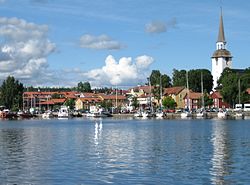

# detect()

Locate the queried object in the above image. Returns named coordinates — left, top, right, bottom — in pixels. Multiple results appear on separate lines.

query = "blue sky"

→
left=0, top=0, right=249, bottom=88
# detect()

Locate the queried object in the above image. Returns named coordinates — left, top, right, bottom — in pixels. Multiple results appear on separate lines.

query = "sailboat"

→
left=156, top=74, right=164, bottom=118
left=181, top=71, right=192, bottom=118
left=196, top=72, right=207, bottom=118
left=234, top=79, right=244, bottom=119
left=142, top=77, right=154, bottom=118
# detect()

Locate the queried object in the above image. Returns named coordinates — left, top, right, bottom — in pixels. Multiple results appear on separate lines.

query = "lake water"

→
left=0, top=117, right=250, bottom=184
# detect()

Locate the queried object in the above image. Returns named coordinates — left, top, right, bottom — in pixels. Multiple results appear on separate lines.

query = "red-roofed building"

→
left=99, top=94, right=127, bottom=109
left=211, top=91, right=230, bottom=108
left=183, top=92, right=202, bottom=110
left=23, top=91, right=78, bottom=111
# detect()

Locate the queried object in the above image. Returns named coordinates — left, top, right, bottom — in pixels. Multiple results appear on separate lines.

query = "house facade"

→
left=211, top=91, right=230, bottom=109
left=163, top=86, right=187, bottom=108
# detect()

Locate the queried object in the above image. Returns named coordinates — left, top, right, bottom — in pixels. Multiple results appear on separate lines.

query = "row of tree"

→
left=149, top=69, right=213, bottom=93
left=0, top=67, right=249, bottom=110
left=218, top=67, right=250, bottom=106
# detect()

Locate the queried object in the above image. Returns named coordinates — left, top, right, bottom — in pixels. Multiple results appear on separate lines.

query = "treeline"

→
left=0, top=67, right=249, bottom=110
left=218, top=67, right=250, bottom=106
left=149, top=68, right=213, bottom=93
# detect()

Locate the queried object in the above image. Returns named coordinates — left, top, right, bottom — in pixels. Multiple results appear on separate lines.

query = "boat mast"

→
left=201, top=72, right=205, bottom=109
left=148, top=77, right=153, bottom=112
left=238, top=78, right=241, bottom=104
left=186, top=71, right=190, bottom=111
left=160, top=73, right=162, bottom=109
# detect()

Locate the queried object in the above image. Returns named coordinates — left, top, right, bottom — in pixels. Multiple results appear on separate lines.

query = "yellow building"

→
left=163, top=86, right=187, bottom=108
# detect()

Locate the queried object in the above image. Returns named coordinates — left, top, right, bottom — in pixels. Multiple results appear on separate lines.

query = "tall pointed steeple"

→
left=217, top=9, right=226, bottom=43
left=211, top=7, right=232, bottom=91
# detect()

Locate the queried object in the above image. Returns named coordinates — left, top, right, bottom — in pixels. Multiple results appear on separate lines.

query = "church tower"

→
left=211, top=9, right=232, bottom=90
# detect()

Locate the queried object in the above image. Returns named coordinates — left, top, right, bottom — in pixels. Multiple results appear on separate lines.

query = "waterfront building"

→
left=163, top=86, right=187, bottom=109
left=183, top=92, right=203, bottom=110
left=211, top=9, right=232, bottom=90
left=23, top=91, right=77, bottom=111
left=210, top=91, right=230, bottom=109
left=75, top=97, right=102, bottom=110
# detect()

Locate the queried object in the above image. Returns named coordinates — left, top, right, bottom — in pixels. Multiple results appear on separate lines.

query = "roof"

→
left=78, top=97, right=102, bottom=103
left=211, top=91, right=223, bottom=99
left=39, top=98, right=66, bottom=105
left=52, top=98, right=66, bottom=103
left=130, top=85, right=154, bottom=94
left=217, top=10, right=226, bottom=43
left=163, top=86, right=185, bottom=95
left=100, top=95, right=126, bottom=100
left=212, top=49, right=232, bottom=58
left=185, top=92, right=202, bottom=100
left=39, top=100, right=55, bottom=105
left=80, top=93, right=96, bottom=97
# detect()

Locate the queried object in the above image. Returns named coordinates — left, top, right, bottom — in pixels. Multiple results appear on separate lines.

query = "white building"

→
left=211, top=10, right=232, bottom=90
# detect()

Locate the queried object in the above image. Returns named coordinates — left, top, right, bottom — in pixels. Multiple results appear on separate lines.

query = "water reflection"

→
left=210, top=121, right=234, bottom=185
left=94, top=119, right=102, bottom=145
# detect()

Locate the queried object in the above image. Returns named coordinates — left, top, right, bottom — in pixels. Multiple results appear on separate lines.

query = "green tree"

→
left=131, top=96, right=139, bottom=109
left=64, top=98, right=75, bottom=110
left=0, top=76, right=24, bottom=110
left=188, top=69, right=213, bottom=93
left=203, top=93, right=213, bottom=107
left=172, top=69, right=213, bottom=93
left=77, top=81, right=92, bottom=92
left=218, top=68, right=250, bottom=106
left=149, top=70, right=171, bottom=104
left=219, top=71, right=238, bottom=106
left=172, top=69, right=186, bottom=87
left=99, top=100, right=113, bottom=110
left=162, top=96, right=176, bottom=109
left=149, top=70, right=171, bottom=88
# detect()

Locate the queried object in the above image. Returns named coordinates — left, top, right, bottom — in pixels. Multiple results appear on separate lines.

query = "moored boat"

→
left=58, top=106, right=69, bottom=119
left=217, top=109, right=228, bottom=119
left=42, top=110, right=54, bottom=119
left=181, top=111, right=192, bottom=118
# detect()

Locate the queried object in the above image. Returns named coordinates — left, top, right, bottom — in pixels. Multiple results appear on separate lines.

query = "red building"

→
left=211, top=91, right=230, bottom=109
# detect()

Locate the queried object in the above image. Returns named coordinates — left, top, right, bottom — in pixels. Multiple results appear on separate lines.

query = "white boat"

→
left=196, top=110, right=207, bottom=118
left=182, top=71, right=192, bottom=119
left=58, top=106, right=69, bottom=119
left=86, top=111, right=109, bottom=118
left=42, top=110, right=53, bottom=119
left=155, top=110, right=164, bottom=118
left=217, top=109, right=228, bottom=119
left=196, top=73, right=207, bottom=118
left=181, top=111, right=192, bottom=118
left=235, top=111, right=245, bottom=119
left=86, top=106, right=111, bottom=118
left=142, top=111, right=154, bottom=118
left=134, top=111, right=142, bottom=117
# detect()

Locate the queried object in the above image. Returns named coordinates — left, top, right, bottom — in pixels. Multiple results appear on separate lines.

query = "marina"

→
left=0, top=118, right=250, bottom=184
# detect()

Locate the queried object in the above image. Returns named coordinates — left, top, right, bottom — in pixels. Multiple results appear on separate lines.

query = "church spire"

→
left=217, top=8, right=226, bottom=43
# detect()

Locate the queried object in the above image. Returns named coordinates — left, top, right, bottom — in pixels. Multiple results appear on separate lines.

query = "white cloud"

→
left=145, top=18, right=177, bottom=34
left=0, top=17, right=56, bottom=85
left=83, top=55, right=154, bottom=87
left=135, top=55, right=154, bottom=69
left=80, top=34, right=124, bottom=50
